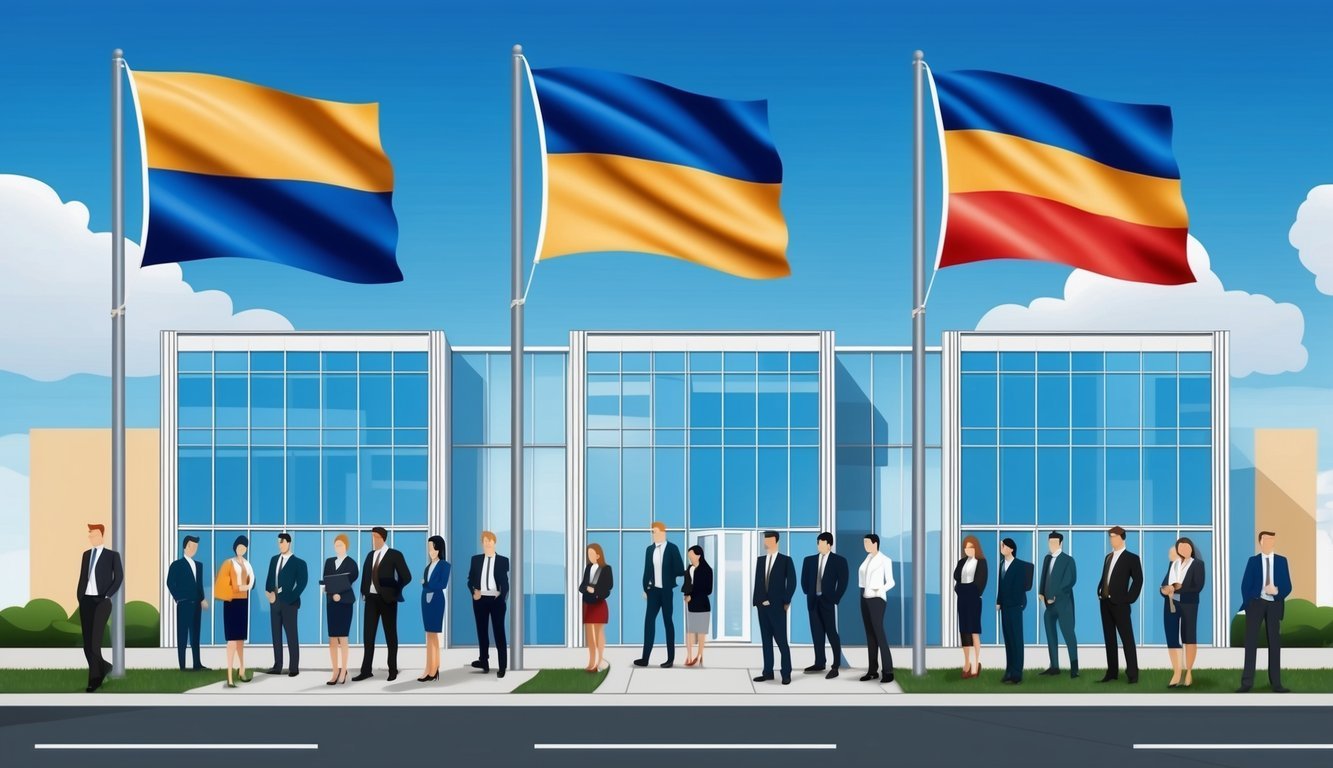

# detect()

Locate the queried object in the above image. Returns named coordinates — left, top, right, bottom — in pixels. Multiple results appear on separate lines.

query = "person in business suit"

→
left=263, top=532, right=308, bottom=677
left=996, top=537, right=1033, bottom=684
left=635, top=521, right=685, bottom=669
left=166, top=535, right=209, bottom=672
left=752, top=531, right=797, bottom=685
left=682, top=545, right=712, bottom=668
left=801, top=532, right=848, bottom=679
left=954, top=535, right=989, bottom=679
left=468, top=530, right=510, bottom=678
left=77, top=523, right=123, bottom=692
left=214, top=535, right=255, bottom=688
left=1038, top=531, right=1079, bottom=678
left=321, top=533, right=358, bottom=686
left=1097, top=525, right=1143, bottom=684
left=419, top=535, right=451, bottom=682
left=579, top=543, right=613, bottom=673
left=1238, top=530, right=1293, bottom=693
left=1159, top=538, right=1206, bottom=689
left=354, top=526, right=412, bottom=682
left=858, top=533, right=895, bottom=683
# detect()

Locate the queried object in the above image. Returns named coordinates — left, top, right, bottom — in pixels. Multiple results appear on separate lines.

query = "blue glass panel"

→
left=927, top=354, right=941, bottom=447
left=1070, top=374, right=1104, bottom=428
left=393, top=374, right=428, bottom=428
left=689, top=448, right=722, bottom=528
left=322, top=352, right=356, bottom=372
left=1071, top=352, right=1103, bottom=372
left=653, top=373, right=685, bottom=429
left=1179, top=375, right=1211, bottom=428
left=1179, top=352, right=1211, bottom=372
left=178, top=351, right=212, bottom=372
left=1143, top=374, right=1178, bottom=428
left=1142, top=352, right=1176, bottom=372
left=1000, top=374, right=1035, bottom=428
left=758, top=374, right=789, bottom=430
left=1179, top=429, right=1210, bottom=446
left=321, top=448, right=357, bottom=526
left=248, top=534, right=281, bottom=646
left=215, top=429, right=248, bottom=445
left=487, top=357, right=511, bottom=442
left=287, top=374, right=320, bottom=428
left=286, top=429, right=319, bottom=445
left=689, top=374, right=722, bottom=427
left=621, top=448, right=652, bottom=530
left=758, top=351, right=788, bottom=372
left=358, top=374, right=392, bottom=428
left=1038, top=428, right=1070, bottom=446
left=586, top=374, right=620, bottom=431
left=449, top=448, right=481, bottom=645
left=1106, top=352, right=1140, bottom=372
left=451, top=353, right=486, bottom=445
left=723, top=374, right=757, bottom=428
left=653, top=447, right=686, bottom=529
left=393, top=429, right=428, bottom=445
left=621, top=352, right=650, bottom=372
left=287, top=351, right=319, bottom=371
left=1037, top=351, right=1071, bottom=372
left=586, top=448, right=619, bottom=529
left=723, top=447, right=757, bottom=529
left=587, top=430, right=618, bottom=448
left=1000, top=429, right=1035, bottom=446
left=961, top=374, right=997, bottom=429
left=178, top=447, right=212, bottom=525
left=725, top=351, right=757, bottom=372
left=394, top=448, right=428, bottom=525
left=790, top=373, right=819, bottom=429
left=962, top=429, right=997, bottom=445
left=961, top=351, right=997, bottom=371
left=758, top=429, right=787, bottom=446
left=1144, top=429, right=1177, bottom=446
left=724, top=429, right=755, bottom=446
left=1179, top=447, right=1211, bottom=525
left=1037, top=447, right=1070, bottom=526
left=1000, top=351, right=1035, bottom=371
left=322, top=375, right=357, bottom=428
left=653, top=352, right=685, bottom=372
left=689, top=351, right=722, bottom=371
left=623, top=430, right=651, bottom=447
left=286, top=447, right=320, bottom=525
left=359, top=351, right=391, bottom=371
left=656, top=429, right=685, bottom=446
left=961, top=447, right=997, bottom=525
left=622, top=374, right=651, bottom=429
left=360, top=429, right=391, bottom=446
left=586, top=352, right=619, bottom=373
left=790, top=447, right=819, bottom=527
left=620, top=531, right=653, bottom=645
left=178, top=375, right=213, bottom=428
left=1106, top=429, right=1139, bottom=446
left=1037, top=374, right=1070, bottom=427
left=1106, top=448, right=1140, bottom=524
left=790, top=352, right=818, bottom=372
left=214, top=447, right=247, bottom=525
left=758, top=447, right=788, bottom=529
left=691, top=429, right=722, bottom=446
left=1071, top=429, right=1103, bottom=446
left=214, top=351, right=247, bottom=372
left=250, top=375, right=283, bottom=428
left=872, top=353, right=904, bottom=445
left=178, top=429, right=213, bottom=445
left=245, top=351, right=280, bottom=372
left=790, top=429, right=819, bottom=446
left=394, top=351, right=428, bottom=372
left=1143, top=447, right=1177, bottom=526
left=360, top=448, right=393, bottom=526
left=999, top=447, right=1035, bottom=525
left=1105, top=374, right=1140, bottom=428
left=250, top=447, right=284, bottom=525
left=215, top=375, right=248, bottom=428
left=247, top=429, right=280, bottom=446
left=531, top=353, right=567, bottom=445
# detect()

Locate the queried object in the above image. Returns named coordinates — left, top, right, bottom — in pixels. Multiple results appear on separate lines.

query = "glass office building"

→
left=941, top=332, right=1232, bottom=648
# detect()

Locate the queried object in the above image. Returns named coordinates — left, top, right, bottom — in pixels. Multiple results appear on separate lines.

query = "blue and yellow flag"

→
left=131, top=71, right=401, bottom=283
left=529, top=67, right=789, bottom=279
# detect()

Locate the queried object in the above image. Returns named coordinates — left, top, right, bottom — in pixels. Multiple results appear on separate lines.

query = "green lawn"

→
left=895, top=667, right=1333, bottom=693
left=0, top=668, right=229, bottom=694
left=512, top=666, right=609, bottom=694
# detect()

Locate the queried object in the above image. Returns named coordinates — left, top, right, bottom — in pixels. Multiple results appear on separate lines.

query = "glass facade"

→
left=955, top=345, right=1218, bottom=646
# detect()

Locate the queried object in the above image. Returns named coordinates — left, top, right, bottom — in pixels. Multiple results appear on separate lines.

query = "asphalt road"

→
left=3, top=705, right=1331, bottom=767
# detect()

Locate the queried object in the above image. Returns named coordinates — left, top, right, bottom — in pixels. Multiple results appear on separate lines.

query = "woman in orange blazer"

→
left=214, top=535, right=255, bottom=688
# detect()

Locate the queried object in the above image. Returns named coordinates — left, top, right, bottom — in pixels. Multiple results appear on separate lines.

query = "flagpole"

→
left=510, top=43, right=526, bottom=672
left=910, top=49, right=927, bottom=678
left=110, top=47, right=127, bottom=679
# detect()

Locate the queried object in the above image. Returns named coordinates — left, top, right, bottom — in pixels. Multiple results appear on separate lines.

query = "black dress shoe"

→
left=1070, top=670, right=1080, bottom=678
left=882, top=671, right=895, bottom=683
left=288, top=671, right=299, bottom=678
left=1236, top=685, right=1252, bottom=693
left=1039, top=668, right=1060, bottom=676
left=351, top=672, right=374, bottom=681
left=1272, top=686, right=1291, bottom=693
left=754, top=674, right=774, bottom=682
left=192, top=666, right=211, bottom=671
left=660, top=660, right=674, bottom=668
left=1098, top=674, right=1117, bottom=683
left=859, top=672, right=879, bottom=682
left=1000, top=676, right=1012, bottom=683
left=1002, top=679, right=1017, bottom=685
left=470, top=659, right=488, bottom=670
left=263, top=668, right=283, bottom=675
left=632, top=658, right=649, bottom=667
left=387, top=670, right=398, bottom=682
left=804, top=665, right=826, bottom=674
left=781, top=677, right=791, bottom=685
left=825, top=668, right=839, bottom=679
left=497, top=669, right=506, bottom=679
left=1127, top=677, right=1138, bottom=685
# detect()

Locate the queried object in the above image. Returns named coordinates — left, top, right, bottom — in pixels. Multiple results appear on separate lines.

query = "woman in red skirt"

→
left=579, top=543, right=614, bottom=672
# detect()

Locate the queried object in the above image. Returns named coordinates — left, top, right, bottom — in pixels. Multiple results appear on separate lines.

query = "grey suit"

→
left=1039, top=551, right=1078, bottom=672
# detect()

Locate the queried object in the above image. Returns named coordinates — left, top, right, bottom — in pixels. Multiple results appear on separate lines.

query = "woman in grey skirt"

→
left=682, top=545, right=713, bottom=667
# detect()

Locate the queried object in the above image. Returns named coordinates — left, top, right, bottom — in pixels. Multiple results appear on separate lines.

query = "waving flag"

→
left=130, top=71, right=401, bottom=283
left=932, top=69, right=1192, bottom=285
left=529, top=67, right=789, bottom=279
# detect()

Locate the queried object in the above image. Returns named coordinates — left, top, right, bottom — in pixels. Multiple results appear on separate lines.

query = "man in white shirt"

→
left=1238, top=531, right=1293, bottom=692
left=752, top=531, right=796, bottom=684
left=468, top=530, right=511, bottom=677
left=355, top=526, right=412, bottom=682
left=635, top=522, right=684, bottom=668
left=801, top=532, right=849, bottom=678
left=1096, top=526, right=1143, bottom=684
left=857, top=533, right=895, bottom=683
left=77, top=523, right=123, bottom=692
left=264, top=532, right=308, bottom=677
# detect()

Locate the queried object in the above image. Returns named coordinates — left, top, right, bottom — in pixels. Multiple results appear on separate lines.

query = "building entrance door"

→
left=694, top=530, right=753, bottom=642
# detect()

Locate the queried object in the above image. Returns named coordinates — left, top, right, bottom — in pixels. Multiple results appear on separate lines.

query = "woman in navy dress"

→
left=322, top=533, right=358, bottom=686
left=953, top=535, right=988, bottom=679
left=419, top=535, right=451, bottom=682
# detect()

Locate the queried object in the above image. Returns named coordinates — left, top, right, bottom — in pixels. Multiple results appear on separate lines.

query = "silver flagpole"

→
left=110, top=47, right=127, bottom=679
left=910, top=49, right=927, bottom=678
left=510, top=43, right=525, bottom=672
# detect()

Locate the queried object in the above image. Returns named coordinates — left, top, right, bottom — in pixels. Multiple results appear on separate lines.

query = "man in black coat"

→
left=800, top=531, right=849, bottom=679
left=996, top=537, right=1034, bottom=684
left=1097, top=525, right=1144, bottom=684
left=354, top=526, right=412, bottom=682
left=165, top=535, right=208, bottom=671
left=753, top=531, right=797, bottom=685
left=77, top=523, right=123, bottom=692
left=467, top=530, right=511, bottom=677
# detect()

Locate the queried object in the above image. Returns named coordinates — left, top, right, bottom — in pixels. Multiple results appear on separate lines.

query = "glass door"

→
left=694, top=530, right=753, bottom=642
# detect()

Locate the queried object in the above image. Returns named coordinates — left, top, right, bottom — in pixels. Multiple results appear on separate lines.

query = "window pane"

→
left=689, top=374, right=722, bottom=428
left=1106, top=448, right=1140, bottom=525
left=287, top=447, right=320, bottom=525
left=360, top=374, right=392, bottom=428
left=723, top=447, right=756, bottom=529
left=790, top=352, right=818, bottom=372
left=322, top=375, right=357, bottom=428
left=1071, top=447, right=1105, bottom=526
left=622, top=374, right=650, bottom=429
left=689, top=448, right=722, bottom=528
left=1143, top=447, right=1177, bottom=526
left=758, top=352, right=788, bottom=372
left=394, top=447, right=428, bottom=525
left=251, top=375, right=283, bottom=428
left=394, top=352, right=428, bottom=372
left=724, top=351, right=756, bottom=372
left=287, top=351, right=319, bottom=371
left=1106, top=352, right=1140, bottom=372
left=653, top=447, right=686, bottom=530
left=586, top=448, right=619, bottom=529
left=323, top=352, right=356, bottom=372
left=250, top=447, right=284, bottom=525
left=872, top=353, right=904, bottom=444
left=532, top=353, right=566, bottom=445
left=620, top=352, right=650, bottom=372
left=1037, top=374, right=1070, bottom=428
left=653, top=373, right=685, bottom=429
left=1179, top=375, right=1211, bottom=428
left=1179, top=352, right=1211, bottom=372
left=486, top=356, right=511, bottom=442
left=1143, top=374, right=1178, bottom=428
left=723, top=374, right=757, bottom=429
left=999, top=374, right=1035, bottom=428
left=179, top=374, right=213, bottom=428
left=1000, top=447, right=1035, bottom=525
left=622, top=448, right=652, bottom=530
left=586, top=352, right=619, bottom=373
left=689, top=351, right=721, bottom=372
left=758, top=374, right=789, bottom=430
left=961, top=352, right=996, bottom=371
left=178, top=446, right=212, bottom=525
left=790, top=447, right=819, bottom=528
left=1037, top=447, right=1070, bottom=526
left=1143, top=352, right=1176, bottom=372
left=216, top=375, right=248, bottom=428
left=360, top=351, right=391, bottom=371
left=1071, top=374, right=1104, bottom=428
left=758, top=447, right=788, bottom=529
left=961, top=447, right=997, bottom=525
left=451, top=353, right=486, bottom=445
left=393, top=374, right=428, bottom=428
left=960, top=374, right=997, bottom=429
left=214, top=447, right=247, bottom=524
left=587, top=374, right=620, bottom=430
left=215, top=351, right=247, bottom=372
left=790, top=373, right=819, bottom=429
left=1180, top=447, right=1212, bottom=525
left=322, top=448, right=357, bottom=526
left=178, top=351, right=212, bottom=372
left=1105, top=374, right=1140, bottom=428
left=653, top=352, right=684, bottom=372
left=360, top=448, right=393, bottom=526
left=1037, top=352, right=1070, bottom=372
left=287, top=374, right=320, bottom=428
left=1000, top=351, right=1035, bottom=371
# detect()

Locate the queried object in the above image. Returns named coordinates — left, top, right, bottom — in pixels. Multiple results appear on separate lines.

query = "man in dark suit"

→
left=165, top=534, right=208, bottom=671
left=753, top=530, right=797, bottom=685
left=77, top=523, right=123, bottom=692
left=1238, top=530, right=1293, bottom=693
left=354, top=526, right=411, bottom=682
left=263, top=532, right=309, bottom=677
left=996, top=537, right=1033, bottom=684
left=1038, top=531, right=1079, bottom=678
left=635, top=521, right=685, bottom=668
left=1097, top=525, right=1143, bottom=684
left=801, top=531, right=848, bottom=679
left=467, top=530, right=511, bottom=678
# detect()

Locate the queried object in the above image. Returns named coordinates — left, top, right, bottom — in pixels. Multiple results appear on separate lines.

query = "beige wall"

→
left=1253, top=428, right=1317, bottom=602
left=29, top=429, right=161, bottom=613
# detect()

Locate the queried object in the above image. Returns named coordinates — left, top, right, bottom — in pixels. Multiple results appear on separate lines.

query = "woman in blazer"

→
left=213, top=535, right=255, bottom=688
left=321, top=533, right=358, bottom=685
left=419, top=536, right=451, bottom=682
left=1161, top=537, right=1205, bottom=688
left=579, top=543, right=613, bottom=672
left=682, top=545, right=713, bottom=668
left=953, top=536, right=988, bottom=679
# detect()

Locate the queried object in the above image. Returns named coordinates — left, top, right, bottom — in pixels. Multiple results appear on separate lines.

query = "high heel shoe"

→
left=339, top=670, right=348, bottom=685
left=327, top=670, right=342, bottom=686
left=1184, top=671, right=1193, bottom=688
left=684, top=657, right=697, bottom=667
left=417, top=672, right=439, bottom=682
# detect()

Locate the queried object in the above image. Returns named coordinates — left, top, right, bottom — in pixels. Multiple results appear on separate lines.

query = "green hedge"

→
left=0, top=599, right=159, bottom=647
left=1229, top=599, right=1333, bottom=647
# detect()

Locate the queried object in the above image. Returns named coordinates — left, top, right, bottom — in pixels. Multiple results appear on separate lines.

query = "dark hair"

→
left=1048, top=531, right=1064, bottom=543
left=864, top=533, right=880, bottom=547
left=232, top=535, right=249, bottom=553
left=687, top=544, right=707, bottom=567
left=1175, top=536, right=1198, bottom=560
left=182, top=535, right=200, bottom=549
left=370, top=526, right=389, bottom=540
left=428, top=535, right=446, bottom=561
left=1258, top=530, right=1276, bottom=541
left=817, top=532, right=834, bottom=546
left=763, top=530, right=780, bottom=542
left=1001, top=537, right=1018, bottom=555
left=1108, top=525, right=1127, bottom=539
left=277, top=532, right=292, bottom=544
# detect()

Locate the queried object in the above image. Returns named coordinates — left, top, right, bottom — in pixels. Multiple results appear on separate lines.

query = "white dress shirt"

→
left=1261, top=554, right=1276, bottom=601
left=652, top=542, right=665, bottom=588
left=369, top=546, right=387, bottom=595
left=231, top=557, right=255, bottom=592
left=1002, top=556, right=1013, bottom=578
left=1104, top=547, right=1125, bottom=594
left=481, top=554, right=498, bottom=593
left=85, top=546, right=104, bottom=596
left=276, top=553, right=291, bottom=593
left=858, top=552, right=894, bottom=599
left=1169, top=558, right=1193, bottom=602
left=588, top=563, right=599, bottom=585
left=961, top=557, right=978, bottom=585
left=1047, top=549, right=1062, bottom=579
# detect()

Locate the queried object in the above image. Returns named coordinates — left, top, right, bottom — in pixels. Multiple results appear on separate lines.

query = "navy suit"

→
left=753, top=551, right=797, bottom=680
left=420, top=559, right=451, bottom=634
left=166, top=556, right=206, bottom=670
left=1038, top=551, right=1078, bottom=672
left=467, top=554, right=510, bottom=672
left=995, top=557, right=1033, bottom=681
left=800, top=552, right=848, bottom=669
left=641, top=541, right=685, bottom=663
left=265, top=553, right=309, bottom=672
left=1239, top=553, right=1293, bottom=689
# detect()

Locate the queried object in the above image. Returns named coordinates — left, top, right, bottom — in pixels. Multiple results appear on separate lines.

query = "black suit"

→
left=359, top=547, right=412, bottom=675
left=801, top=552, right=848, bottom=669
left=682, top=562, right=712, bottom=613
left=77, top=547, right=123, bottom=687
left=995, top=557, right=1033, bottom=681
left=753, top=551, right=797, bottom=680
left=166, top=556, right=206, bottom=670
left=467, top=554, right=510, bottom=672
left=1096, top=548, right=1143, bottom=680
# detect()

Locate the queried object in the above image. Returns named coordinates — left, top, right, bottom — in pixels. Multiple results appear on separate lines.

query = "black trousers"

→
left=641, top=587, right=676, bottom=662
left=270, top=601, right=300, bottom=671
left=1099, top=598, right=1138, bottom=678
left=1000, top=604, right=1025, bottom=680
left=176, top=601, right=202, bottom=669
left=757, top=603, right=792, bottom=678
left=361, top=597, right=399, bottom=674
left=807, top=596, right=841, bottom=668
left=473, top=595, right=507, bottom=671
left=1241, top=598, right=1284, bottom=688
left=79, top=595, right=112, bottom=684
left=860, top=596, right=893, bottom=674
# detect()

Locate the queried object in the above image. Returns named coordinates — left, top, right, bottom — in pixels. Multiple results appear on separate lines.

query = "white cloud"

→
left=0, top=433, right=27, bottom=475
left=974, top=235, right=1307, bottom=378
left=0, top=174, right=293, bottom=381
left=0, top=465, right=30, bottom=609
left=0, top=551, right=28, bottom=610
left=1290, top=185, right=1333, bottom=295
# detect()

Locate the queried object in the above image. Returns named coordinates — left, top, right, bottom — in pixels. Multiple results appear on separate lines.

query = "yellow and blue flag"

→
left=131, top=71, right=401, bottom=283
left=529, top=67, right=789, bottom=279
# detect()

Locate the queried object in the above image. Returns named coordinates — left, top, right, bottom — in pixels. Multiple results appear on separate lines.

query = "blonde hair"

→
left=481, top=530, right=497, bottom=543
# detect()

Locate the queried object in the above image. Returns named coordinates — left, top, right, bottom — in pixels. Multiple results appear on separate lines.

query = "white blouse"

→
left=858, top=552, right=895, bottom=599
left=230, top=557, right=255, bottom=592
left=1169, top=559, right=1193, bottom=601
left=961, top=557, right=979, bottom=584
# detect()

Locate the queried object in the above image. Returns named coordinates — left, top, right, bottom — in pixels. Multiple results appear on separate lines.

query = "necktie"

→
left=1265, top=557, right=1271, bottom=589
left=373, top=550, right=383, bottom=587
left=277, top=556, right=284, bottom=584
left=484, top=557, right=492, bottom=591
left=88, top=549, right=98, bottom=592
left=816, top=555, right=825, bottom=593
left=766, top=555, right=773, bottom=590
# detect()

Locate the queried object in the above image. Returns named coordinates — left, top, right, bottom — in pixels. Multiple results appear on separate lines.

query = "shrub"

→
left=1229, top=599, right=1333, bottom=647
left=0, top=600, right=160, bottom=647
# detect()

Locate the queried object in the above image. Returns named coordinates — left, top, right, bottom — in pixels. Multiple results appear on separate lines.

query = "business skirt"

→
left=582, top=599, right=609, bottom=625
left=223, top=598, right=249, bottom=641
left=422, top=594, right=446, bottom=633
left=327, top=597, right=354, bottom=638
left=685, top=609, right=711, bottom=635
left=955, top=583, right=982, bottom=642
